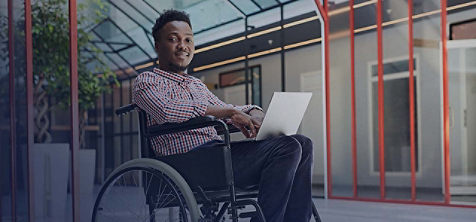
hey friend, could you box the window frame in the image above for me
[367,55,422,176]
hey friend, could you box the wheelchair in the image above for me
[92,103,322,222]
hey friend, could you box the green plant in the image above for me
[32,0,117,145]
[33,0,115,110]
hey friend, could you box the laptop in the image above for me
[255,92,312,140]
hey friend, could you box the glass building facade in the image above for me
[1,0,476,221]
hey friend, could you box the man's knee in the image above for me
[273,135,302,161]
[291,134,313,157]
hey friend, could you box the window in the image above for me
[450,18,476,40]
[219,65,262,106]
[369,57,420,173]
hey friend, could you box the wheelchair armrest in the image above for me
[115,104,137,116]
[216,124,240,135]
[144,115,230,138]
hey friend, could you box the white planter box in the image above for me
[31,143,70,222]
[79,149,96,195]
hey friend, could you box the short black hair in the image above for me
[152,9,192,43]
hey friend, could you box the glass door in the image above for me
[447,39,476,204]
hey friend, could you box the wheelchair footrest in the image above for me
[239,211,257,218]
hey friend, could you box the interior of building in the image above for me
[1,0,476,221]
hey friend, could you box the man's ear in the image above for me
[154,42,159,53]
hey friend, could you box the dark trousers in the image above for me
[198,134,314,222]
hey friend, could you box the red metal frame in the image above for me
[69,0,80,221]
[8,0,17,220]
[408,0,417,202]
[324,3,332,199]
[349,0,358,198]
[0,0,468,220]
[25,0,34,220]
[331,196,476,209]
[319,0,469,210]
[440,0,451,204]
[376,0,386,200]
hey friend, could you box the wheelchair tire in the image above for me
[92,158,200,222]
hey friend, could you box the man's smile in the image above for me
[175,51,190,58]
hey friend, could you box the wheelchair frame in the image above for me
[92,103,321,222]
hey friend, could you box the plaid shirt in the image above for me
[133,68,261,156]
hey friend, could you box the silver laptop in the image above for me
[255,92,312,140]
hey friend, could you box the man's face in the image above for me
[155,21,194,74]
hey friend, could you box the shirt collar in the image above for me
[153,68,191,83]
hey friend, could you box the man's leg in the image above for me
[283,134,314,221]
[230,136,302,222]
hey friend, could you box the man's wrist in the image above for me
[227,108,240,118]
[249,108,264,116]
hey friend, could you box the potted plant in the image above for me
[28,0,116,220]
[32,0,116,145]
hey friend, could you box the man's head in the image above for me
[152,10,194,74]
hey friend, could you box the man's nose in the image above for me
[177,40,186,50]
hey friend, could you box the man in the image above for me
[133,9,313,222]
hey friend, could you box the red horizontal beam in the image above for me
[330,195,476,209]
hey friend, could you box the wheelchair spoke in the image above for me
[156,192,176,209]
[144,171,154,198]
[98,171,150,221]
[118,176,147,219]
[94,168,195,222]
[113,174,149,220]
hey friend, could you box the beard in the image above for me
[169,62,189,73]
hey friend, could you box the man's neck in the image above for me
[159,65,186,75]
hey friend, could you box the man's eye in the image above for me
[169,37,177,41]
[186,39,193,43]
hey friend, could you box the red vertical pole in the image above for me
[376,0,386,200]
[323,0,332,198]
[408,0,417,202]
[349,0,358,198]
[440,0,450,204]
[8,0,17,220]
[69,0,80,221]
[25,0,34,220]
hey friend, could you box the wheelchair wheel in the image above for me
[92,159,200,222]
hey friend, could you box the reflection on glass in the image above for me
[412,0,442,202]
[14,0,30,220]
[219,65,262,107]
[329,6,353,197]
[0,0,11,218]
[381,2,412,199]
[354,0,380,199]
[371,77,418,173]
[450,19,476,40]
[448,41,476,205]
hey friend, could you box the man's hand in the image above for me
[205,105,261,138]
[249,108,265,125]
[230,111,260,138]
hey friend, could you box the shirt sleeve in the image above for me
[133,73,208,123]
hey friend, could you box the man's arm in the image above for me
[196,79,262,137]
[205,105,260,138]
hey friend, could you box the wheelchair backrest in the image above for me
[137,108,156,159]
[114,103,155,158]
